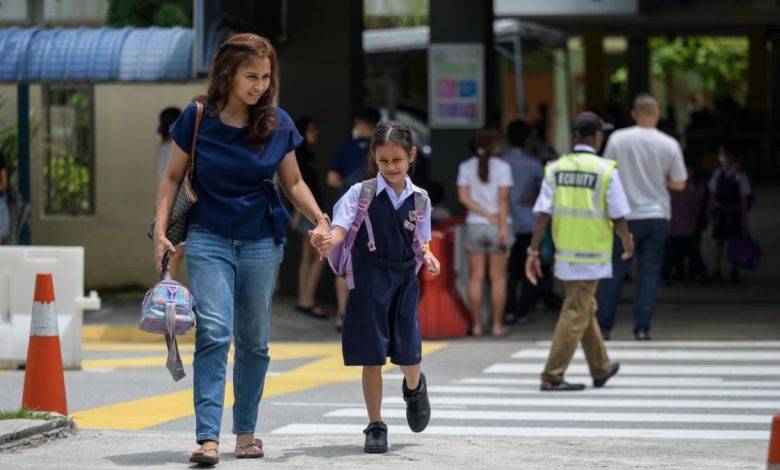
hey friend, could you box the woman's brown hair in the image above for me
[472,127,500,183]
[195,33,278,147]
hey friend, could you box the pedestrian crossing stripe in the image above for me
[428,385,780,397]
[484,363,780,375]
[533,340,780,348]
[325,408,772,424]
[381,396,780,409]
[456,377,780,388]
[271,423,769,440]
[511,349,780,361]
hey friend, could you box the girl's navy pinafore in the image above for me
[342,190,423,366]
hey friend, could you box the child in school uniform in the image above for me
[312,120,441,453]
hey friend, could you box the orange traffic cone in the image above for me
[21,273,68,416]
[769,414,780,470]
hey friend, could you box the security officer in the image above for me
[525,111,635,391]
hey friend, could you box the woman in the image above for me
[456,127,513,337]
[153,33,332,465]
[290,117,327,319]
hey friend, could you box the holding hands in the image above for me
[309,226,333,257]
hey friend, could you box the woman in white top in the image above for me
[456,128,514,336]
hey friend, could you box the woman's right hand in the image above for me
[154,233,175,271]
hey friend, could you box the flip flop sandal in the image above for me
[235,438,264,459]
[189,445,219,465]
[295,305,328,319]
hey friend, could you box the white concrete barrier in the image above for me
[0,246,100,370]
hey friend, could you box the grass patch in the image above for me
[0,409,58,421]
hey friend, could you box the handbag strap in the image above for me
[186,101,204,180]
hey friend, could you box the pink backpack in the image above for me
[327,178,428,289]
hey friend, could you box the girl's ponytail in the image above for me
[472,127,500,183]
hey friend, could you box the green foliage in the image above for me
[44,153,91,215]
[0,101,40,196]
[364,0,428,29]
[107,0,192,27]
[649,37,748,96]
[0,409,58,420]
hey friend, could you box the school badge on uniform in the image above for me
[404,220,416,231]
[408,211,417,222]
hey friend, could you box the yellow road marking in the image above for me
[83,325,195,343]
[73,342,447,430]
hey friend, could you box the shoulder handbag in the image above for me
[140,251,196,381]
[147,101,204,246]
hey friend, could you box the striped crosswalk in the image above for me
[270,340,777,440]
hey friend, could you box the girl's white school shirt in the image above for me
[332,173,432,241]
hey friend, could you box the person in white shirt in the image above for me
[457,127,513,337]
[526,111,634,391]
[596,94,687,341]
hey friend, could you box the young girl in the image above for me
[313,121,441,453]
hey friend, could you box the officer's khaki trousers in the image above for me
[541,280,611,383]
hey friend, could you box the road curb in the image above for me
[0,416,77,449]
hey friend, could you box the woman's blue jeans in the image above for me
[185,225,284,444]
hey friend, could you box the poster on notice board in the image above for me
[428,43,484,129]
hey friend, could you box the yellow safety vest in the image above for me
[546,152,617,264]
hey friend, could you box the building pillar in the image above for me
[276,0,363,298]
[747,28,768,123]
[278,0,363,176]
[772,33,780,132]
[626,35,649,107]
[584,28,604,114]
[429,0,494,211]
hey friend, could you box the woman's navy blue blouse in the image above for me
[170,102,303,243]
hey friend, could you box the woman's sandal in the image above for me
[295,304,328,320]
[235,438,264,459]
[189,443,219,465]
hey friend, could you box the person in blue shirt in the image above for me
[326,107,381,331]
[313,121,441,454]
[502,119,545,324]
[153,33,332,465]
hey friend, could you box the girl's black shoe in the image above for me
[363,421,388,453]
[403,372,431,432]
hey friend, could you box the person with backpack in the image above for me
[708,143,753,283]
[311,120,441,454]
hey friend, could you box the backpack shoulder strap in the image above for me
[339,179,378,289]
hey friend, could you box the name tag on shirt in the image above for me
[404,220,416,232]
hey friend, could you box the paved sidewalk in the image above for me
[0,429,768,469]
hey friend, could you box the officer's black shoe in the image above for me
[540,380,586,391]
[593,362,620,388]
[403,372,431,433]
[363,421,388,453]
